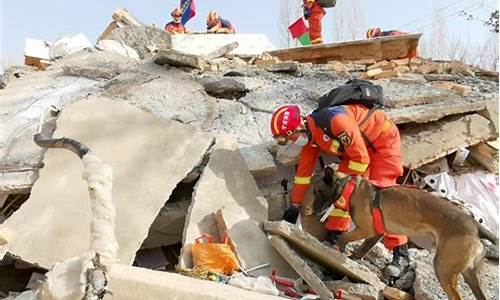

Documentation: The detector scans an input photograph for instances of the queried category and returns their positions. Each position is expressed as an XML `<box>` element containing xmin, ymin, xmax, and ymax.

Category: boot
<box><xmin>324</xmin><ymin>231</ymin><xmax>347</xmax><ymax>251</ymax></box>
<box><xmin>383</xmin><ymin>244</ymin><xmax>410</xmax><ymax>279</ymax></box>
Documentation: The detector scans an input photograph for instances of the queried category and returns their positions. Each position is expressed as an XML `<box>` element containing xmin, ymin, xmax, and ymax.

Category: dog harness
<box><xmin>370</xmin><ymin>189</ymin><xmax>386</xmax><ymax>235</ymax></box>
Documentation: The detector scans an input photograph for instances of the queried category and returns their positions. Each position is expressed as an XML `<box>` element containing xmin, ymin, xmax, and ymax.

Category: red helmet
<box><xmin>366</xmin><ymin>27</ymin><xmax>381</xmax><ymax>38</ymax></box>
<box><xmin>270</xmin><ymin>105</ymin><xmax>302</xmax><ymax>144</ymax></box>
<box><xmin>171</xmin><ymin>8</ymin><xmax>182</xmax><ymax>18</ymax></box>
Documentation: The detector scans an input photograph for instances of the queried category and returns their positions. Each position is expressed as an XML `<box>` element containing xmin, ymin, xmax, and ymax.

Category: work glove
<box><xmin>283</xmin><ymin>204</ymin><xmax>300</xmax><ymax>224</ymax></box>
<box><xmin>304</xmin><ymin>7</ymin><xmax>312</xmax><ymax>20</ymax></box>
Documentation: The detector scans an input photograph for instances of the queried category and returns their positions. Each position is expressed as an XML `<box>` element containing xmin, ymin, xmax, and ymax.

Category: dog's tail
<box><xmin>477</xmin><ymin>221</ymin><xmax>499</xmax><ymax>245</ymax></box>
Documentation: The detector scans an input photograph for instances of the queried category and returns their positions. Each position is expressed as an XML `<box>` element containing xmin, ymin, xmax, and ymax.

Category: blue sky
<box><xmin>1</xmin><ymin>0</ymin><xmax>498</xmax><ymax>68</ymax></box>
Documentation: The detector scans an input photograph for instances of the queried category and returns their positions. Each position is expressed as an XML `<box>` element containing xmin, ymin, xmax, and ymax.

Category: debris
<box><xmin>268</xmin><ymin>235</ymin><xmax>334</xmax><ymax>300</ymax></box>
<box><xmin>106</xmin><ymin>263</ymin><xmax>283</xmax><ymax>300</ymax></box>
<box><xmin>263</xmin><ymin>61</ymin><xmax>300</xmax><ymax>73</ymax></box>
<box><xmin>352</xmin><ymin>58</ymin><xmax>377</xmax><ymax>66</ymax></box>
<box><xmin>202</xmin><ymin>77</ymin><xmax>249</xmax><ymax>99</ymax></box>
<box><xmin>23</xmin><ymin>38</ymin><xmax>52</xmax><ymax>70</ymax></box>
<box><xmin>328</xmin><ymin>61</ymin><xmax>348</xmax><ymax>74</ymax></box>
<box><xmin>97</xmin><ymin>8</ymin><xmax>144</xmax><ymax>41</ymax></box>
<box><xmin>0</xmin><ymin>98</ymin><xmax>214</xmax><ymax>268</ymax></box>
<box><xmin>366</xmin><ymin>68</ymin><xmax>383</xmax><ymax>78</ymax></box>
<box><xmin>391</xmin><ymin>58</ymin><xmax>409</xmax><ymax>66</ymax></box>
<box><xmin>153</xmin><ymin>49</ymin><xmax>207</xmax><ymax>69</ymax></box>
<box><xmin>49</xmin><ymin>33</ymin><xmax>92</xmax><ymax>59</ymax></box>
<box><xmin>62</xmin><ymin>50</ymin><xmax>139</xmax><ymax>80</ymax></box>
<box><xmin>415</xmin><ymin>62</ymin><xmax>439</xmax><ymax>75</ymax></box>
<box><xmin>205</xmin><ymin>42</ymin><xmax>240</xmax><ymax>60</ymax></box>
<box><xmin>382</xmin><ymin>286</ymin><xmax>414</xmax><ymax>300</ymax></box>
<box><xmin>179</xmin><ymin>138</ymin><xmax>296</xmax><ymax>278</ymax></box>
<box><xmin>468</xmin><ymin>142</ymin><xmax>498</xmax><ymax>174</ymax></box>
<box><xmin>267</xmin><ymin>34</ymin><xmax>421</xmax><ymax>63</ymax></box>
<box><xmin>108</xmin><ymin>26</ymin><xmax>172</xmax><ymax>59</ymax></box>
<box><xmin>96</xmin><ymin>39</ymin><xmax>140</xmax><ymax>59</ymax></box>
<box><xmin>373</xmin><ymin>69</ymin><xmax>400</xmax><ymax>80</ymax></box>
<box><xmin>393</xmin><ymin>66</ymin><xmax>410</xmax><ymax>74</ymax></box>
<box><xmin>263</xmin><ymin>221</ymin><xmax>384</xmax><ymax>289</ymax></box>
<box><xmin>352</xmin><ymin>236</ymin><xmax>384</xmax><ymax>260</ymax></box>
<box><xmin>449</xmin><ymin>61</ymin><xmax>475</xmax><ymax>77</ymax></box>
<box><xmin>423</xmin><ymin>74</ymin><xmax>461</xmax><ymax>81</ymax></box>
<box><xmin>367</xmin><ymin>60</ymin><xmax>393</xmax><ymax>71</ymax></box>
<box><xmin>324</xmin><ymin>280</ymin><xmax>380</xmax><ymax>300</ymax></box>
<box><xmin>239</xmin><ymin>144</ymin><xmax>278</xmax><ymax>179</ymax></box>
<box><xmin>430</xmin><ymin>81</ymin><xmax>471</xmax><ymax>96</ymax></box>
<box><xmin>228</xmin><ymin>272</ymin><xmax>280</xmax><ymax>296</ymax></box>
<box><xmin>400</xmin><ymin>114</ymin><xmax>496</xmax><ymax>169</ymax></box>
<box><xmin>479</xmin><ymin>98</ymin><xmax>499</xmax><ymax>134</ymax></box>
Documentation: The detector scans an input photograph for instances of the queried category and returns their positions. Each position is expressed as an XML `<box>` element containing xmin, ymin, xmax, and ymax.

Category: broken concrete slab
<box><xmin>205</xmin><ymin>42</ymin><xmax>240</xmax><ymax>60</ymax></box>
<box><xmin>153</xmin><ymin>49</ymin><xmax>207</xmax><ymax>69</ymax></box>
<box><xmin>268</xmin><ymin>235</ymin><xmax>334</xmax><ymax>300</ymax></box>
<box><xmin>50</xmin><ymin>33</ymin><xmax>93</xmax><ymax>59</ymax></box>
<box><xmin>382</xmin><ymin>286</ymin><xmax>414</xmax><ymax>300</ymax></box>
<box><xmin>179</xmin><ymin>138</ymin><xmax>296</xmax><ymax>278</ymax></box>
<box><xmin>423</xmin><ymin>74</ymin><xmax>462</xmax><ymax>81</ymax></box>
<box><xmin>431</xmin><ymin>81</ymin><xmax>471</xmax><ymax>97</ymax></box>
<box><xmin>263</xmin><ymin>221</ymin><xmax>384</xmax><ymax>290</ymax></box>
<box><xmin>141</xmin><ymin>200</ymin><xmax>191</xmax><ymax>249</ymax></box>
<box><xmin>0</xmin><ymin>98</ymin><xmax>214</xmax><ymax>268</ymax></box>
<box><xmin>239</xmin><ymin>144</ymin><xmax>277</xmax><ymax>179</ymax></box>
<box><xmin>401</xmin><ymin>114</ymin><xmax>496</xmax><ymax>169</ymax></box>
<box><xmin>171</xmin><ymin>34</ymin><xmax>276</xmax><ymax>57</ymax></box>
<box><xmin>105</xmin><ymin>263</ymin><xmax>283</xmax><ymax>300</ymax></box>
<box><xmin>0</xmin><ymin>70</ymin><xmax>103</xmax><ymax>194</ymax></box>
<box><xmin>96</xmin><ymin>39</ymin><xmax>140</xmax><ymax>60</ymax></box>
<box><xmin>387</xmin><ymin>99</ymin><xmax>491</xmax><ymax>124</ymax></box>
<box><xmin>62</xmin><ymin>50</ymin><xmax>139</xmax><ymax>80</ymax></box>
<box><xmin>267</xmin><ymin>34</ymin><xmax>421</xmax><ymax>64</ymax></box>
<box><xmin>324</xmin><ymin>281</ymin><xmax>381</xmax><ymax>300</ymax></box>
<box><xmin>108</xmin><ymin>26</ymin><xmax>172</xmax><ymax>59</ymax></box>
<box><xmin>479</xmin><ymin>97</ymin><xmax>499</xmax><ymax>135</ymax></box>
<box><xmin>202</xmin><ymin>77</ymin><xmax>249</xmax><ymax>99</ymax></box>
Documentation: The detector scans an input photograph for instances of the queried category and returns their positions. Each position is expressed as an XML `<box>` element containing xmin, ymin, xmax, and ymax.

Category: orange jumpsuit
<box><xmin>291</xmin><ymin>104</ymin><xmax>406</xmax><ymax>250</ymax></box>
<box><xmin>165</xmin><ymin>22</ymin><xmax>187</xmax><ymax>34</ymax></box>
<box><xmin>304</xmin><ymin>0</ymin><xmax>325</xmax><ymax>44</ymax></box>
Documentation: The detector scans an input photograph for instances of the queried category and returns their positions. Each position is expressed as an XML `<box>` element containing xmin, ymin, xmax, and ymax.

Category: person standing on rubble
<box><xmin>270</xmin><ymin>81</ymin><xmax>410</xmax><ymax>279</ymax></box>
<box><xmin>164</xmin><ymin>8</ymin><xmax>189</xmax><ymax>34</ymax></box>
<box><xmin>206</xmin><ymin>11</ymin><xmax>235</xmax><ymax>34</ymax></box>
<box><xmin>303</xmin><ymin>0</ymin><xmax>336</xmax><ymax>44</ymax></box>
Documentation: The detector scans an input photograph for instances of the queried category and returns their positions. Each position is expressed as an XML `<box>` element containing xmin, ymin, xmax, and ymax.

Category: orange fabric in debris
<box><xmin>192</xmin><ymin>235</ymin><xmax>239</xmax><ymax>275</ymax></box>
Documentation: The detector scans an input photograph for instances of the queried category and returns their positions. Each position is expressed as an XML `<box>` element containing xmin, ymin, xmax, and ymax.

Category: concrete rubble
<box><xmin>0</xmin><ymin>7</ymin><xmax>498</xmax><ymax>300</ymax></box>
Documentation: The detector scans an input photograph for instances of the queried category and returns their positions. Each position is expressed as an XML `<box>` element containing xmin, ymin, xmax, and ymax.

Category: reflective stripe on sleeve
<box><xmin>294</xmin><ymin>176</ymin><xmax>311</xmax><ymax>185</ymax></box>
<box><xmin>348</xmin><ymin>160</ymin><xmax>368</xmax><ymax>173</ymax></box>
<box><xmin>329</xmin><ymin>208</ymin><xmax>350</xmax><ymax>218</ymax></box>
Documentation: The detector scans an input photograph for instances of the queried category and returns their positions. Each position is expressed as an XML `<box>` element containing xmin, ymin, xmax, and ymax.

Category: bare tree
<box><xmin>332</xmin><ymin>0</ymin><xmax>366</xmax><ymax>41</ymax></box>
<box><xmin>279</xmin><ymin>0</ymin><xmax>302</xmax><ymax>47</ymax></box>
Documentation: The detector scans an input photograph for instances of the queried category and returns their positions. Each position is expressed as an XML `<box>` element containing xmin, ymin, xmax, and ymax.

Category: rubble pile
<box><xmin>0</xmin><ymin>8</ymin><xmax>498</xmax><ymax>300</ymax></box>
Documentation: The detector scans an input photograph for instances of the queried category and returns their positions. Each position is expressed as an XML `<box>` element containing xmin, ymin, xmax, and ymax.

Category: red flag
<box><xmin>288</xmin><ymin>18</ymin><xmax>309</xmax><ymax>39</ymax></box>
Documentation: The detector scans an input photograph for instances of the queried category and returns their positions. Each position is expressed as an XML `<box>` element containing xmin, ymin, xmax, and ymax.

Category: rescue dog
<box><xmin>313</xmin><ymin>167</ymin><xmax>498</xmax><ymax>300</ymax></box>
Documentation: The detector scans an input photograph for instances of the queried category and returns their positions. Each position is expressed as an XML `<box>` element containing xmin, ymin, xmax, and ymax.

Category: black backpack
<box><xmin>310</xmin><ymin>79</ymin><xmax>384</xmax><ymax>151</ymax></box>
<box><xmin>317</xmin><ymin>0</ymin><xmax>337</xmax><ymax>8</ymax></box>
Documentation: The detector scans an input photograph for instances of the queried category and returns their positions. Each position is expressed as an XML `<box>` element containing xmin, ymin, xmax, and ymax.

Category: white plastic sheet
<box><xmin>228</xmin><ymin>272</ymin><xmax>280</xmax><ymax>296</ymax></box>
<box><xmin>424</xmin><ymin>171</ymin><xmax>499</xmax><ymax>236</ymax></box>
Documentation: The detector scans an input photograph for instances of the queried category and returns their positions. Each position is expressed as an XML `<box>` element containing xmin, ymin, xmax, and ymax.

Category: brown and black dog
<box><xmin>313</xmin><ymin>167</ymin><xmax>498</xmax><ymax>300</ymax></box>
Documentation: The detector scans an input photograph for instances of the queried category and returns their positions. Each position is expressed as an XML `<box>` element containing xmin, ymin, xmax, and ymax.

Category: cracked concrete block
<box><xmin>153</xmin><ymin>49</ymin><xmax>207</xmax><ymax>69</ymax></box>
<box><xmin>179</xmin><ymin>138</ymin><xmax>296</xmax><ymax>278</ymax></box>
<box><xmin>263</xmin><ymin>221</ymin><xmax>384</xmax><ymax>290</ymax></box>
<box><xmin>479</xmin><ymin>97</ymin><xmax>499</xmax><ymax>135</ymax></box>
<box><xmin>141</xmin><ymin>200</ymin><xmax>191</xmax><ymax>249</ymax></box>
<box><xmin>239</xmin><ymin>144</ymin><xmax>277</xmax><ymax>179</ymax></box>
<box><xmin>259</xmin><ymin>184</ymin><xmax>287</xmax><ymax>221</ymax></box>
<box><xmin>97</xmin><ymin>39</ymin><xmax>140</xmax><ymax>60</ymax></box>
<box><xmin>430</xmin><ymin>81</ymin><xmax>471</xmax><ymax>97</ymax></box>
<box><xmin>202</xmin><ymin>77</ymin><xmax>249</xmax><ymax>99</ymax></box>
<box><xmin>374</xmin><ymin>69</ymin><xmax>400</xmax><ymax>80</ymax></box>
<box><xmin>105</xmin><ymin>264</ymin><xmax>283</xmax><ymax>300</ymax></box>
<box><xmin>264</xmin><ymin>61</ymin><xmax>299</xmax><ymax>73</ymax></box>
<box><xmin>324</xmin><ymin>281</ymin><xmax>381</xmax><ymax>300</ymax></box>
<box><xmin>401</xmin><ymin>114</ymin><xmax>496</xmax><ymax>169</ymax></box>
<box><xmin>62</xmin><ymin>50</ymin><xmax>139</xmax><ymax>80</ymax></box>
<box><xmin>108</xmin><ymin>26</ymin><xmax>172</xmax><ymax>59</ymax></box>
<box><xmin>367</xmin><ymin>60</ymin><xmax>393</xmax><ymax>71</ymax></box>
<box><xmin>0</xmin><ymin>98</ymin><xmax>214</xmax><ymax>268</ymax></box>
<box><xmin>268</xmin><ymin>235</ymin><xmax>334</xmax><ymax>300</ymax></box>
<box><xmin>366</xmin><ymin>68</ymin><xmax>383</xmax><ymax>78</ymax></box>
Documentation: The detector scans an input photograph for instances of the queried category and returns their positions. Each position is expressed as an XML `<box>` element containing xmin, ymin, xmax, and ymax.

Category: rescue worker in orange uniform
<box><xmin>164</xmin><ymin>8</ymin><xmax>189</xmax><ymax>34</ymax></box>
<box><xmin>304</xmin><ymin>0</ymin><xmax>326</xmax><ymax>44</ymax></box>
<box><xmin>366</xmin><ymin>27</ymin><xmax>418</xmax><ymax>58</ymax></box>
<box><xmin>270</xmin><ymin>101</ymin><xmax>410</xmax><ymax>278</ymax></box>
<box><xmin>206</xmin><ymin>11</ymin><xmax>235</xmax><ymax>34</ymax></box>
